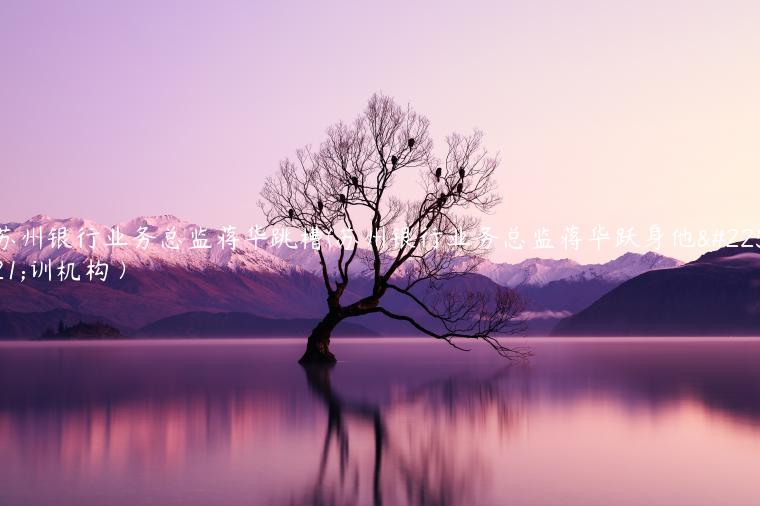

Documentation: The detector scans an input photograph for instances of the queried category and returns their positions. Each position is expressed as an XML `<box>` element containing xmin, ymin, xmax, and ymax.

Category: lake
<box><xmin>1</xmin><ymin>337</ymin><xmax>759</xmax><ymax>505</ymax></box>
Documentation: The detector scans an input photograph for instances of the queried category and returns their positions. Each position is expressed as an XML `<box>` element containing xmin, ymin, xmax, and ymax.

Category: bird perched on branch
<box><xmin>435</xmin><ymin>167</ymin><xmax>442</xmax><ymax>181</ymax></box>
<box><xmin>317</xmin><ymin>200</ymin><xmax>324</xmax><ymax>212</ymax></box>
<box><xmin>288</xmin><ymin>208</ymin><xmax>294</xmax><ymax>220</ymax></box>
<box><xmin>408</xmin><ymin>138</ymin><xmax>415</xmax><ymax>150</ymax></box>
<box><xmin>351</xmin><ymin>176</ymin><xmax>359</xmax><ymax>188</ymax></box>
<box><xmin>391</xmin><ymin>155</ymin><xmax>398</xmax><ymax>167</ymax></box>
<box><xmin>339</xmin><ymin>194</ymin><xmax>346</xmax><ymax>204</ymax></box>
<box><xmin>459</xmin><ymin>167</ymin><xmax>465</xmax><ymax>179</ymax></box>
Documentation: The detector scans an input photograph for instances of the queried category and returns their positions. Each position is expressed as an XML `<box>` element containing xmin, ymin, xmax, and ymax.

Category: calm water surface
<box><xmin>1</xmin><ymin>337</ymin><xmax>760</xmax><ymax>506</ymax></box>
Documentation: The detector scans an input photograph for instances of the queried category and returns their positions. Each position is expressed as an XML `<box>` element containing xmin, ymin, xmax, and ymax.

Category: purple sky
<box><xmin>2</xmin><ymin>0</ymin><xmax>759</xmax><ymax>262</ymax></box>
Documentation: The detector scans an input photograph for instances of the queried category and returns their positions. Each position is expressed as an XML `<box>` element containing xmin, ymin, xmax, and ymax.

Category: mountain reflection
<box><xmin>1</xmin><ymin>339</ymin><xmax>760</xmax><ymax>506</ymax></box>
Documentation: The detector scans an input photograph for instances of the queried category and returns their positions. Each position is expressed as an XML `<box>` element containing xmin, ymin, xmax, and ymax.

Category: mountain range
<box><xmin>474</xmin><ymin>251</ymin><xmax>680</xmax><ymax>287</ymax></box>
<box><xmin>0</xmin><ymin>215</ymin><xmax>681</xmax><ymax>338</ymax></box>
<box><xmin>267</xmin><ymin>241</ymin><xmax>681</xmax><ymax>334</ymax></box>
<box><xmin>553</xmin><ymin>242</ymin><xmax>760</xmax><ymax>336</ymax></box>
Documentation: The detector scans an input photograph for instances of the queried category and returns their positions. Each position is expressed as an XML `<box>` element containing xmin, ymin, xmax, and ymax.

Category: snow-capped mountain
<box><xmin>0</xmin><ymin>215</ymin><xmax>336</xmax><ymax>334</ymax></box>
<box><xmin>0</xmin><ymin>214</ymin><xmax>297</xmax><ymax>274</ymax></box>
<box><xmin>474</xmin><ymin>257</ymin><xmax>584</xmax><ymax>287</ymax></box>
<box><xmin>475</xmin><ymin>252</ymin><xmax>681</xmax><ymax>288</ymax></box>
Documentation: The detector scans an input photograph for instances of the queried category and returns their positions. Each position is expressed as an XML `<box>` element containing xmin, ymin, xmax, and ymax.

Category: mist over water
<box><xmin>1</xmin><ymin>338</ymin><xmax>759</xmax><ymax>506</ymax></box>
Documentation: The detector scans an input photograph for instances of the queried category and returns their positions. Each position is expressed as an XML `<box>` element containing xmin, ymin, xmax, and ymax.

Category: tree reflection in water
<box><xmin>287</xmin><ymin>364</ymin><xmax>521</xmax><ymax>506</ymax></box>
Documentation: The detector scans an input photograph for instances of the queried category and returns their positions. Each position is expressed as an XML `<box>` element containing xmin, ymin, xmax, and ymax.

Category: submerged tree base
<box><xmin>298</xmin><ymin>339</ymin><xmax>338</xmax><ymax>365</ymax></box>
<box><xmin>299</xmin><ymin>314</ymin><xmax>340</xmax><ymax>364</ymax></box>
<box><xmin>298</xmin><ymin>346</ymin><xmax>337</xmax><ymax>365</ymax></box>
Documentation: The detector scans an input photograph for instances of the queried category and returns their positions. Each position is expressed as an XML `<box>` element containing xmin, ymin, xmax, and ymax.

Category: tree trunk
<box><xmin>299</xmin><ymin>312</ymin><xmax>341</xmax><ymax>364</ymax></box>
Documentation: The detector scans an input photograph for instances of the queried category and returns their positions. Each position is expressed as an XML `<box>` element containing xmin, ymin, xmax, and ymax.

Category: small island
<box><xmin>41</xmin><ymin>320</ymin><xmax>123</xmax><ymax>340</ymax></box>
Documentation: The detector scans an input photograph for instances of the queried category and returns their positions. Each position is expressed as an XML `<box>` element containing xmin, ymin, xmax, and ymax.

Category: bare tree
<box><xmin>259</xmin><ymin>93</ymin><xmax>525</xmax><ymax>364</ymax></box>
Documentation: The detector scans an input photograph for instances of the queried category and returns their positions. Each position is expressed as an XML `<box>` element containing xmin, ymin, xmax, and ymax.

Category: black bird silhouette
<box><xmin>317</xmin><ymin>200</ymin><xmax>324</xmax><ymax>212</ymax></box>
<box><xmin>439</xmin><ymin>192</ymin><xmax>447</xmax><ymax>204</ymax></box>
<box><xmin>351</xmin><ymin>176</ymin><xmax>359</xmax><ymax>188</ymax></box>
<box><xmin>435</xmin><ymin>167</ymin><xmax>442</xmax><ymax>181</ymax></box>
<box><xmin>391</xmin><ymin>155</ymin><xmax>398</xmax><ymax>166</ymax></box>
<box><xmin>339</xmin><ymin>194</ymin><xmax>346</xmax><ymax>204</ymax></box>
<box><xmin>459</xmin><ymin>167</ymin><xmax>465</xmax><ymax>179</ymax></box>
<box><xmin>407</xmin><ymin>138</ymin><xmax>415</xmax><ymax>149</ymax></box>
<box><xmin>457</xmin><ymin>182</ymin><xmax>463</xmax><ymax>194</ymax></box>
<box><xmin>288</xmin><ymin>208</ymin><xmax>294</xmax><ymax>220</ymax></box>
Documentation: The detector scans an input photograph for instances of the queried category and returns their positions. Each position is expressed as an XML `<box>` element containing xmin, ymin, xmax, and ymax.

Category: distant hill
<box><xmin>42</xmin><ymin>320</ymin><xmax>123</xmax><ymax>339</ymax></box>
<box><xmin>0</xmin><ymin>309</ymin><xmax>123</xmax><ymax>339</ymax></box>
<box><xmin>553</xmin><ymin>242</ymin><xmax>760</xmax><ymax>336</ymax></box>
<box><xmin>473</xmin><ymin>252</ymin><xmax>681</xmax><ymax>334</ymax></box>
<box><xmin>139</xmin><ymin>311</ymin><xmax>378</xmax><ymax>337</ymax></box>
